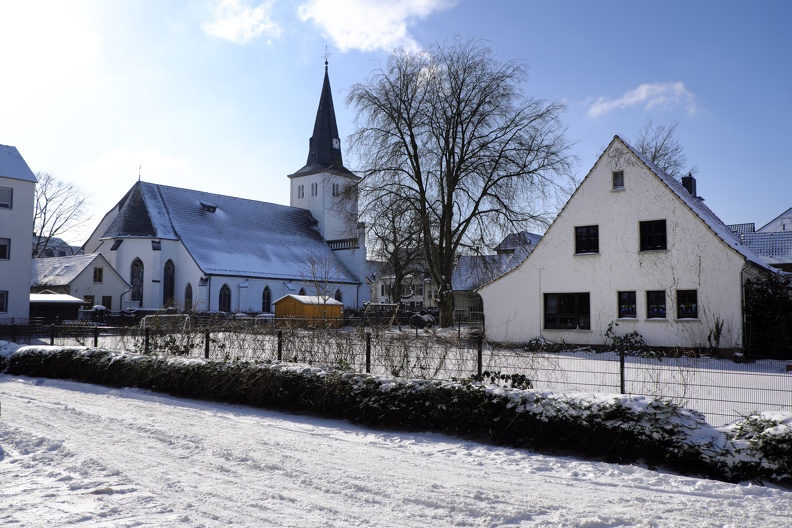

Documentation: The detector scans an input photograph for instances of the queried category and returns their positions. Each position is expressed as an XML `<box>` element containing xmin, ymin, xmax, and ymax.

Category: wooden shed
<box><xmin>273</xmin><ymin>295</ymin><xmax>344</xmax><ymax>328</ymax></box>
<box><xmin>29</xmin><ymin>292</ymin><xmax>85</xmax><ymax>323</ymax></box>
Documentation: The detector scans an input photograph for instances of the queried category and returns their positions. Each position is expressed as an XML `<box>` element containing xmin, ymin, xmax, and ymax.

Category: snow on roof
<box><xmin>274</xmin><ymin>294</ymin><xmax>344</xmax><ymax>306</ymax></box>
<box><xmin>100</xmin><ymin>182</ymin><xmax>360</xmax><ymax>284</ymax></box>
<box><xmin>31</xmin><ymin>254</ymin><xmax>101</xmax><ymax>287</ymax></box>
<box><xmin>0</xmin><ymin>144</ymin><xmax>36</xmax><ymax>183</ymax></box>
<box><xmin>740</xmin><ymin>231</ymin><xmax>792</xmax><ymax>265</ymax></box>
<box><xmin>616</xmin><ymin>136</ymin><xmax>774</xmax><ymax>272</ymax></box>
<box><xmin>453</xmin><ymin>242</ymin><xmax>536</xmax><ymax>291</ymax></box>
<box><xmin>29</xmin><ymin>293</ymin><xmax>85</xmax><ymax>304</ymax></box>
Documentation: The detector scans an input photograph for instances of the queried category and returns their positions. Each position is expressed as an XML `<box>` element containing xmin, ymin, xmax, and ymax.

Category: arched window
<box><xmin>334</xmin><ymin>289</ymin><xmax>342</xmax><ymax>302</ymax></box>
<box><xmin>298</xmin><ymin>287</ymin><xmax>306</xmax><ymax>296</ymax></box>
<box><xmin>219</xmin><ymin>284</ymin><xmax>231</xmax><ymax>312</ymax></box>
<box><xmin>130</xmin><ymin>258</ymin><xmax>144</xmax><ymax>305</ymax></box>
<box><xmin>184</xmin><ymin>283</ymin><xmax>193</xmax><ymax>312</ymax></box>
<box><xmin>163</xmin><ymin>260</ymin><xmax>175</xmax><ymax>307</ymax></box>
<box><xmin>262</xmin><ymin>286</ymin><xmax>272</xmax><ymax>312</ymax></box>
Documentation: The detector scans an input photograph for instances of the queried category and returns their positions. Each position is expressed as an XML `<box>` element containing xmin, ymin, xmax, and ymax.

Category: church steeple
<box><xmin>306</xmin><ymin>59</ymin><xmax>346</xmax><ymax>170</ymax></box>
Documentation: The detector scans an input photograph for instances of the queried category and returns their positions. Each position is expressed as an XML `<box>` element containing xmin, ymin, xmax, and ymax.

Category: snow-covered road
<box><xmin>2</xmin><ymin>374</ymin><xmax>791</xmax><ymax>527</ymax></box>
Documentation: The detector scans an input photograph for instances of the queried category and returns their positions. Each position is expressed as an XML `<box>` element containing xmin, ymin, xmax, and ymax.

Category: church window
<box><xmin>163</xmin><ymin>260</ymin><xmax>175</xmax><ymax>307</ymax></box>
<box><xmin>299</xmin><ymin>287</ymin><xmax>306</xmax><ymax>296</ymax></box>
<box><xmin>262</xmin><ymin>286</ymin><xmax>272</xmax><ymax>312</ymax></box>
<box><xmin>130</xmin><ymin>258</ymin><xmax>144</xmax><ymax>305</ymax></box>
<box><xmin>185</xmin><ymin>283</ymin><xmax>193</xmax><ymax>311</ymax></box>
<box><xmin>219</xmin><ymin>284</ymin><xmax>231</xmax><ymax>312</ymax></box>
<box><xmin>334</xmin><ymin>289</ymin><xmax>342</xmax><ymax>302</ymax></box>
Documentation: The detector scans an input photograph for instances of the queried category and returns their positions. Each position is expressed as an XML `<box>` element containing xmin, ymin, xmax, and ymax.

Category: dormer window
<box><xmin>200</xmin><ymin>202</ymin><xmax>217</xmax><ymax>213</ymax></box>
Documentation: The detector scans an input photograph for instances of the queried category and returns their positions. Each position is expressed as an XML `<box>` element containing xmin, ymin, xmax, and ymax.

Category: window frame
<box><xmin>0</xmin><ymin>290</ymin><xmax>7</xmax><ymax>312</ymax></box>
<box><xmin>676</xmin><ymin>290</ymin><xmax>699</xmax><ymax>319</ymax></box>
<box><xmin>219</xmin><ymin>284</ymin><xmax>231</xmax><ymax>312</ymax></box>
<box><xmin>93</xmin><ymin>267</ymin><xmax>104</xmax><ymax>283</ymax></box>
<box><xmin>0</xmin><ymin>187</ymin><xmax>12</xmax><ymax>209</ymax></box>
<box><xmin>544</xmin><ymin>292</ymin><xmax>590</xmax><ymax>330</ymax></box>
<box><xmin>262</xmin><ymin>286</ymin><xmax>272</xmax><ymax>313</ymax></box>
<box><xmin>646</xmin><ymin>290</ymin><xmax>667</xmax><ymax>319</ymax></box>
<box><xmin>0</xmin><ymin>237</ymin><xmax>9</xmax><ymax>260</ymax></box>
<box><xmin>639</xmin><ymin>220</ymin><xmax>667</xmax><ymax>251</ymax></box>
<box><xmin>612</xmin><ymin>171</ymin><xmax>624</xmax><ymax>190</ymax></box>
<box><xmin>618</xmin><ymin>291</ymin><xmax>637</xmax><ymax>318</ymax></box>
<box><xmin>101</xmin><ymin>295</ymin><xmax>112</xmax><ymax>311</ymax></box>
<box><xmin>574</xmin><ymin>225</ymin><xmax>599</xmax><ymax>254</ymax></box>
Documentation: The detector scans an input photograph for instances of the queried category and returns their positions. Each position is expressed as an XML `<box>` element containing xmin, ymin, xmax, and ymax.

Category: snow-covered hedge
<box><xmin>3</xmin><ymin>344</ymin><xmax>791</xmax><ymax>486</ymax></box>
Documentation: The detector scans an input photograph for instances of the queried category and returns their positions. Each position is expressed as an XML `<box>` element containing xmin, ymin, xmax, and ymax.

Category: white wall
<box><xmin>481</xmin><ymin>139</ymin><xmax>751</xmax><ymax>350</ymax></box>
<box><xmin>0</xmin><ymin>176</ymin><xmax>35</xmax><ymax>321</ymax></box>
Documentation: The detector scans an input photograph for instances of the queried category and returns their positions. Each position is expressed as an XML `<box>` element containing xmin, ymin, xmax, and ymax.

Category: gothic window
<box><xmin>131</xmin><ymin>258</ymin><xmax>144</xmax><ymax>305</ymax></box>
<box><xmin>185</xmin><ymin>283</ymin><xmax>193</xmax><ymax>311</ymax></box>
<box><xmin>219</xmin><ymin>284</ymin><xmax>231</xmax><ymax>312</ymax></box>
<box><xmin>163</xmin><ymin>260</ymin><xmax>175</xmax><ymax>307</ymax></box>
<box><xmin>334</xmin><ymin>289</ymin><xmax>342</xmax><ymax>302</ymax></box>
<box><xmin>262</xmin><ymin>286</ymin><xmax>272</xmax><ymax>313</ymax></box>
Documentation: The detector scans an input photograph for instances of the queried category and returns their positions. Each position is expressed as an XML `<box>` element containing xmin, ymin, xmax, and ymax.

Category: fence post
<box><xmin>277</xmin><ymin>330</ymin><xmax>283</xmax><ymax>361</ymax></box>
<box><xmin>477</xmin><ymin>333</ymin><xmax>483</xmax><ymax>377</ymax></box>
<box><xmin>619</xmin><ymin>348</ymin><xmax>625</xmax><ymax>395</ymax></box>
<box><xmin>93</xmin><ymin>326</ymin><xmax>99</xmax><ymax>348</ymax></box>
<box><xmin>366</xmin><ymin>332</ymin><xmax>371</xmax><ymax>374</ymax></box>
<box><xmin>145</xmin><ymin>326</ymin><xmax>150</xmax><ymax>354</ymax></box>
<box><xmin>11</xmin><ymin>322</ymin><xmax>16</xmax><ymax>344</ymax></box>
<box><xmin>204</xmin><ymin>330</ymin><xmax>210</xmax><ymax>359</ymax></box>
<box><xmin>50</xmin><ymin>324</ymin><xmax>55</xmax><ymax>346</ymax></box>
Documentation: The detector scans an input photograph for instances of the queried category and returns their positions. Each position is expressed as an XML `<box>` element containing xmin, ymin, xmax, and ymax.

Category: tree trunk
<box><xmin>438</xmin><ymin>291</ymin><xmax>455</xmax><ymax>328</ymax></box>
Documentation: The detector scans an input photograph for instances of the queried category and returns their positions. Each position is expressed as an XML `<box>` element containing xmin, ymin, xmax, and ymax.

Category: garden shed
<box><xmin>29</xmin><ymin>292</ymin><xmax>86</xmax><ymax>323</ymax></box>
<box><xmin>273</xmin><ymin>295</ymin><xmax>344</xmax><ymax>328</ymax></box>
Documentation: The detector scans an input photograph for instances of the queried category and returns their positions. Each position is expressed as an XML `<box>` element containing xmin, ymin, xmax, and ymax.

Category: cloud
<box><xmin>588</xmin><ymin>82</ymin><xmax>697</xmax><ymax>117</ymax></box>
<box><xmin>202</xmin><ymin>0</ymin><xmax>282</xmax><ymax>44</ymax></box>
<box><xmin>297</xmin><ymin>0</ymin><xmax>458</xmax><ymax>53</ymax></box>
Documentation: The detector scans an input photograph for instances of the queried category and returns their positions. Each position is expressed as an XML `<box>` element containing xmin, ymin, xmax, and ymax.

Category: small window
<box><xmin>647</xmin><ymin>291</ymin><xmax>666</xmax><ymax>319</ymax></box>
<box><xmin>677</xmin><ymin>290</ymin><xmax>698</xmax><ymax>319</ymax></box>
<box><xmin>311</xmin><ymin>182</ymin><xmax>318</xmax><ymax>197</ymax></box>
<box><xmin>544</xmin><ymin>293</ymin><xmax>590</xmax><ymax>330</ymax></box>
<box><xmin>0</xmin><ymin>238</ymin><xmax>9</xmax><ymax>260</ymax></box>
<box><xmin>334</xmin><ymin>289</ymin><xmax>342</xmax><ymax>302</ymax></box>
<box><xmin>151</xmin><ymin>240</ymin><xmax>161</xmax><ymax>251</ymax></box>
<box><xmin>332</xmin><ymin>183</ymin><xmax>340</xmax><ymax>197</ymax></box>
<box><xmin>612</xmin><ymin>171</ymin><xmax>624</xmax><ymax>190</ymax></box>
<box><xmin>0</xmin><ymin>187</ymin><xmax>12</xmax><ymax>209</ymax></box>
<box><xmin>640</xmin><ymin>220</ymin><xmax>667</xmax><ymax>251</ymax></box>
<box><xmin>298</xmin><ymin>185</ymin><xmax>304</xmax><ymax>199</ymax></box>
<box><xmin>618</xmin><ymin>291</ymin><xmax>636</xmax><ymax>318</ymax></box>
<box><xmin>84</xmin><ymin>295</ymin><xmax>95</xmax><ymax>309</ymax></box>
<box><xmin>0</xmin><ymin>290</ymin><xmax>7</xmax><ymax>312</ymax></box>
<box><xmin>101</xmin><ymin>296</ymin><xmax>112</xmax><ymax>310</ymax></box>
<box><xmin>93</xmin><ymin>267</ymin><xmax>104</xmax><ymax>283</ymax></box>
<box><xmin>219</xmin><ymin>284</ymin><xmax>231</xmax><ymax>312</ymax></box>
<box><xmin>575</xmin><ymin>225</ymin><xmax>599</xmax><ymax>254</ymax></box>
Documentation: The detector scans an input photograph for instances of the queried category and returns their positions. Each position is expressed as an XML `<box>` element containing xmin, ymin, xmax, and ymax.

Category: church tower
<box><xmin>289</xmin><ymin>58</ymin><xmax>366</xmax><ymax>280</ymax></box>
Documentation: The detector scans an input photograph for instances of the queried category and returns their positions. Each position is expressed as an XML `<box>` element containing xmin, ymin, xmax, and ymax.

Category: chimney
<box><xmin>681</xmin><ymin>172</ymin><xmax>697</xmax><ymax>197</ymax></box>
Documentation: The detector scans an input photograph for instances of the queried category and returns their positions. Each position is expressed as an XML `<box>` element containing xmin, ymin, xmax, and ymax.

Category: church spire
<box><xmin>305</xmin><ymin>56</ymin><xmax>345</xmax><ymax>171</ymax></box>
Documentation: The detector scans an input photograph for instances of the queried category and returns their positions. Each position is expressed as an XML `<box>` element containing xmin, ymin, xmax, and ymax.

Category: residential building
<box><xmin>82</xmin><ymin>62</ymin><xmax>368</xmax><ymax>313</ymax></box>
<box><xmin>479</xmin><ymin>136</ymin><xmax>772</xmax><ymax>350</ymax></box>
<box><xmin>728</xmin><ymin>208</ymin><xmax>792</xmax><ymax>272</ymax></box>
<box><xmin>0</xmin><ymin>144</ymin><xmax>36</xmax><ymax>323</ymax></box>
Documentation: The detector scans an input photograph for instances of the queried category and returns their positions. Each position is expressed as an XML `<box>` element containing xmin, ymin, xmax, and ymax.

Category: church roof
<box><xmin>100</xmin><ymin>181</ymin><xmax>361</xmax><ymax>284</ymax></box>
<box><xmin>289</xmin><ymin>62</ymin><xmax>357</xmax><ymax>179</ymax></box>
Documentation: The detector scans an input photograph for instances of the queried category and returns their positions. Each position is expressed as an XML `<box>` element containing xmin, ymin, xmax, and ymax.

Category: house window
<box><xmin>101</xmin><ymin>296</ymin><xmax>112</xmax><ymax>310</ymax></box>
<box><xmin>677</xmin><ymin>290</ymin><xmax>698</xmax><ymax>319</ymax></box>
<box><xmin>575</xmin><ymin>225</ymin><xmax>599</xmax><ymax>254</ymax></box>
<box><xmin>93</xmin><ymin>267</ymin><xmax>103</xmax><ymax>283</ymax></box>
<box><xmin>640</xmin><ymin>220</ymin><xmax>667</xmax><ymax>251</ymax></box>
<box><xmin>185</xmin><ymin>283</ymin><xmax>193</xmax><ymax>311</ymax></box>
<box><xmin>618</xmin><ymin>291</ymin><xmax>636</xmax><ymax>318</ymax></box>
<box><xmin>130</xmin><ymin>258</ymin><xmax>144</xmax><ymax>305</ymax></box>
<box><xmin>612</xmin><ymin>171</ymin><xmax>624</xmax><ymax>190</ymax></box>
<box><xmin>647</xmin><ymin>290</ymin><xmax>666</xmax><ymax>319</ymax></box>
<box><xmin>163</xmin><ymin>260</ymin><xmax>175</xmax><ymax>307</ymax></box>
<box><xmin>262</xmin><ymin>286</ymin><xmax>272</xmax><ymax>312</ymax></box>
<box><xmin>84</xmin><ymin>295</ymin><xmax>95</xmax><ymax>309</ymax></box>
<box><xmin>0</xmin><ymin>291</ymin><xmax>7</xmax><ymax>312</ymax></box>
<box><xmin>0</xmin><ymin>238</ymin><xmax>9</xmax><ymax>260</ymax></box>
<box><xmin>0</xmin><ymin>187</ymin><xmax>12</xmax><ymax>209</ymax></box>
<box><xmin>219</xmin><ymin>284</ymin><xmax>231</xmax><ymax>312</ymax></box>
<box><xmin>544</xmin><ymin>293</ymin><xmax>590</xmax><ymax>330</ymax></box>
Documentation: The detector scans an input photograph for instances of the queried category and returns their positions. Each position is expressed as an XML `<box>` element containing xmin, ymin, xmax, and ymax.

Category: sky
<box><xmin>1</xmin><ymin>0</ymin><xmax>790</xmax><ymax>246</ymax></box>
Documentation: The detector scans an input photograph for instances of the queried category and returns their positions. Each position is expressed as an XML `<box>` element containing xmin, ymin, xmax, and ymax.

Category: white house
<box><xmin>31</xmin><ymin>253</ymin><xmax>131</xmax><ymax>312</ymax></box>
<box><xmin>479</xmin><ymin>136</ymin><xmax>772</xmax><ymax>350</ymax></box>
<box><xmin>82</xmin><ymin>62</ymin><xmax>369</xmax><ymax>313</ymax></box>
<box><xmin>0</xmin><ymin>144</ymin><xmax>36</xmax><ymax>323</ymax></box>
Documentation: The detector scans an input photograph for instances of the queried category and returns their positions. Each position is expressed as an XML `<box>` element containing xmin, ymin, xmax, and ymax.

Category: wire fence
<box><xmin>2</xmin><ymin>319</ymin><xmax>790</xmax><ymax>427</ymax></box>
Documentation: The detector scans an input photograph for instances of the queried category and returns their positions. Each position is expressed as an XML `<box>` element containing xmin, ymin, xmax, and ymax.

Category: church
<box><xmin>82</xmin><ymin>62</ymin><xmax>369</xmax><ymax>313</ymax></box>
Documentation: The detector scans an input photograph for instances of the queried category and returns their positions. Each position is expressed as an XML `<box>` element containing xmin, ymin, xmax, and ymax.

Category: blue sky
<box><xmin>1</xmin><ymin>0</ymin><xmax>790</xmax><ymax>246</ymax></box>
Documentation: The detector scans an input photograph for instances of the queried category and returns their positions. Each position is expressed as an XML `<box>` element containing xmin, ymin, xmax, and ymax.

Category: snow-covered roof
<box><xmin>616</xmin><ymin>136</ymin><xmax>774</xmax><ymax>272</ymax></box>
<box><xmin>0</xmin><ymin>144</ymin><xmax>36</xmax><ymax>183</ymax></box>
<box><xmin>99</xmin><ymin>182</ymin><xmax>361</xmax><ymax>284</ymax></box>
<box><xmin>274</xmin><ymin>294</ymin><xmax>344</xmax><ymax>306</ymax></box>
<box><xmin>453</xmin><ymin>241</ymin><xmax>537</xmax><ymax>292</ymax></box>
<box><xmin>29</xmin><ymin>293</ymin><xmax>85</xmax><ymax>304</ymax></box>
<box><xmin>31</xmin><ymin>254</ymin><xmax>103</xmax><ymax>287</ymax></box>
<box><xmin>739</xmin><ymin>231</ymin><xmax>792</xmax><ymax>266</ymax></box>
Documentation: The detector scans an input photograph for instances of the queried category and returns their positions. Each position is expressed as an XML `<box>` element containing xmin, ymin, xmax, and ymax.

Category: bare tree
<box><xmin>632</xmin><ymin>119</ymin><xmax>696</xmax><ymax>179</ymax></box>
<box><xmin>347</xmin><ymin>38</ymin><xmax>574</xmax><ymax>326</ymax></box>
<box><xmin>33</xmin><ymin>172</ymin><xmax>91</xmax><ymax>257</ymax></box>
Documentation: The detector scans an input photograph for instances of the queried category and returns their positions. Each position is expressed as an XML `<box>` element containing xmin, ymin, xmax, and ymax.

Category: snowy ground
<box><xmin>2</xmin><ymin>374</ymin><xmax>792</xmax><ymax>527</ymax></box>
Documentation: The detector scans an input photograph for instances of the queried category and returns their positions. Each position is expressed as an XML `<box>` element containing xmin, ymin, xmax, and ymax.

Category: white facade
<box><xmin>480</xmin><ymin>137</ymin><xmax>768</xmax><ymax>350</ymax></box>
<box><xmin>0</xmin><ymin>145</ymin><xmax>36</xmax><ymax>322</ymax></box>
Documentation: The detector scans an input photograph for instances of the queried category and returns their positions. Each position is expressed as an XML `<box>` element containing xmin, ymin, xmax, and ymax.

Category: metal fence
<box><xmin>2</xmin><ymin>320</ymin><xmax>790</xmax><ymax>427</ymax></box>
